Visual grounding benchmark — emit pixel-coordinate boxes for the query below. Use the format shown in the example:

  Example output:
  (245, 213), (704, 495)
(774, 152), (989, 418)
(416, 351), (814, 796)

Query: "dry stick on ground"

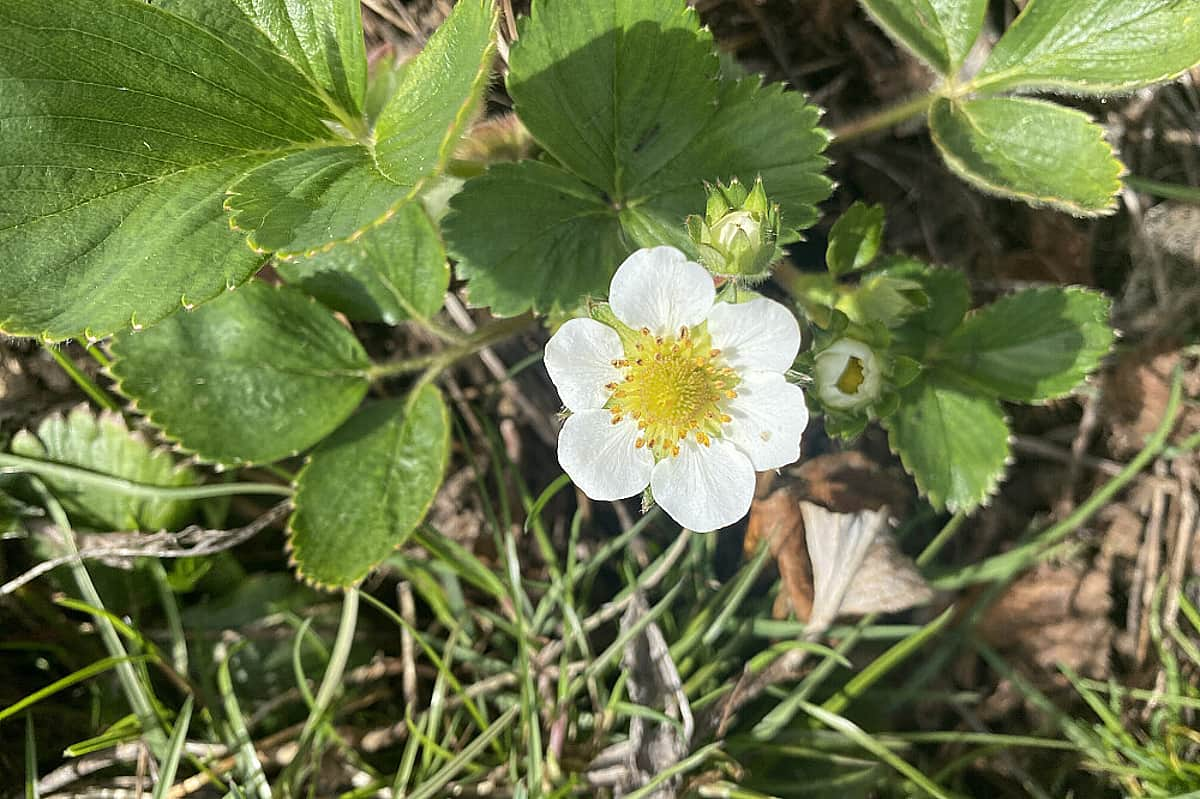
(0, 501), (290, 596)
(444, 293), (559, 449)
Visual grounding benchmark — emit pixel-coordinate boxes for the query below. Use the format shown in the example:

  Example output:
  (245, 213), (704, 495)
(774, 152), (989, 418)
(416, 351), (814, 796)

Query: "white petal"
(706, 296), (801, 373)
(650, 438), (754, 532)
(544, 318), (624, 412)
(723, 372), (809, 471)
(814, 338), (882, 410)
(558, 410), (653, 501)
(609, 246), (715, 335)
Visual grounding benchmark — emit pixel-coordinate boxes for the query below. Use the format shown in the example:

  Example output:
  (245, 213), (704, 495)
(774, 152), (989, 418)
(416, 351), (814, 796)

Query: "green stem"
(1123, 175), (1200, 204)
(367, 313), (535, 381)
(299, 588), (360, 744)
(44, 344), (119, 413)
(34, 483), (169, 758)
(830, 93), (937, 145)
(916, 512), (966, 568)
(933, 368), (1185, 591)
(0, 453), (293, 500)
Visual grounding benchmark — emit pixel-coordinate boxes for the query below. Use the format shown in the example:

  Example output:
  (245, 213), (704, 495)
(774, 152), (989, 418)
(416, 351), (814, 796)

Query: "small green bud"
(688, 176), (786, 280)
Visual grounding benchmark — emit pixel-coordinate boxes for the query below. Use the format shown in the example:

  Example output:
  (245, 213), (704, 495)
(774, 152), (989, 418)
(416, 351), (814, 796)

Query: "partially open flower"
(544, 246), (808, 532)
(814, 338), (882, 411)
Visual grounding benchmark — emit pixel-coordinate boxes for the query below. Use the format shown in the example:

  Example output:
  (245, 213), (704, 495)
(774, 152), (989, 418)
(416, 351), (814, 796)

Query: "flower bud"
(814, 338), (883, 411)
(687, 176), (782, 280)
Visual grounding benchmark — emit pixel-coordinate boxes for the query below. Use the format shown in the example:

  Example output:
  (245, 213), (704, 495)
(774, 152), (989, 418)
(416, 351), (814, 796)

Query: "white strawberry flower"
(544, 246), (809, 532)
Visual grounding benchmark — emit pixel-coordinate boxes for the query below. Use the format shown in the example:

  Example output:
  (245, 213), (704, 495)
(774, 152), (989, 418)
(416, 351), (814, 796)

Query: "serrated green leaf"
(827, 202), (886, 277)
(447, 0), (830, 315)
(278, 202), (448, 324)
(225, 0), (497, 256)
(0, 0), (333, 340)
(10, 406), (197, 530)
(289, 387), (450, 588)
(883, 378), (1010, 511)
(626, 77), (831, 245)
(446, 161), (626, 317)
(223, 145), (404, 256)
(860, 0), (987, 75)
(940, 287), (1114, 402)
(929, 96), (1124, 216)
(508, 0), (719, 196)
(230, 0), (367, 118)
(109, 282), (370, 466)
(975, 0), (1200, 95)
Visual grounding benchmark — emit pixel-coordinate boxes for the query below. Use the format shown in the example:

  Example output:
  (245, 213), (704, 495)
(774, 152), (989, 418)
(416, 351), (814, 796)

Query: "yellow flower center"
(606, 326), (738, 459)
(836, 356), (866, 396)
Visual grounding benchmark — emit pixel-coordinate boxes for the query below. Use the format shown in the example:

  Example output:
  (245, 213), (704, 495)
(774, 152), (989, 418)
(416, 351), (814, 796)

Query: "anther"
(709, 349), (720, 358)
(696, 432), (711, 446)
(635, 438), (646, 448)
(641, 327), (651, 335)
(720, 414), (732, 423)
(726, 390), (738, 398)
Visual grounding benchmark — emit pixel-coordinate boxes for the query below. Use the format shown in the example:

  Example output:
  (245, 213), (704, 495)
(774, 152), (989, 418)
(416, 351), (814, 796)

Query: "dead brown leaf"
(744, 452), (915, 620)
(976, 562), (1113, 685)
(1102, 345), (1200, 459)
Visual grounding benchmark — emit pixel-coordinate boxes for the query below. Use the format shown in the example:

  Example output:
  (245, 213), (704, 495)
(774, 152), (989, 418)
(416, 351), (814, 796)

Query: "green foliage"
(224, 0), (497, 256)
(229, 0), (368, 117)
(288, 387), (450, 588)
(941, 288), (1115, 402)
(0, 0), (494, 340)
(446, 0), (831, 316)
(884, 379), (1010, 512)
(857, 0), (1200, 217)
(929, 97), (1124, 216)
(820, 256), (1112, 511)
(109, 282), (370, 466)
(278, 203), (449, 324)
(859, 0), (986, 75)
(975, 0), (1200, 95)
(826, 202), (886, 278)
(11, 406), (197, 531)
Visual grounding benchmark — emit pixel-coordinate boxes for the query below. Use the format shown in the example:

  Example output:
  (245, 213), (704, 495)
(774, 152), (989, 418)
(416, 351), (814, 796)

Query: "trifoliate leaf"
(228, 0), (368, 117)
(109, 282), (370, 466)
(930, 97), (1124, 216)
(278, 202), (449, 324)
(225, 0), (497, 256)
(0, 0), (493, 340)
(446, 0), (830, 316)
(827, 202), (886, 278)
(859, 0), (987, 75)
(884, 377), (1010, 512)
(289, 386), (450, 588)
(11, 406), (198, 531)
(940, 287), (1114, 402)
(975, 0), (1200, 95)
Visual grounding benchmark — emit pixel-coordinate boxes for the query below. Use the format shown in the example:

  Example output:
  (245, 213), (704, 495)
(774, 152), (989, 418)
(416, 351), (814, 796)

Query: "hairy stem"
(367, 313), (535, 381)
(830, 92), (937, 145)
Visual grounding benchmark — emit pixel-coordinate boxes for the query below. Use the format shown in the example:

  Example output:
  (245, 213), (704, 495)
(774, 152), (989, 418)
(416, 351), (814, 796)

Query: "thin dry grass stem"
(399, 581), (420, 709)
(444, 293), (559, 448)
(1, 501), (290, 596)
(1134, 462), (1170, 664)
(1056, 392), (1103, 517)
(1162, 461), (1197, 634)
